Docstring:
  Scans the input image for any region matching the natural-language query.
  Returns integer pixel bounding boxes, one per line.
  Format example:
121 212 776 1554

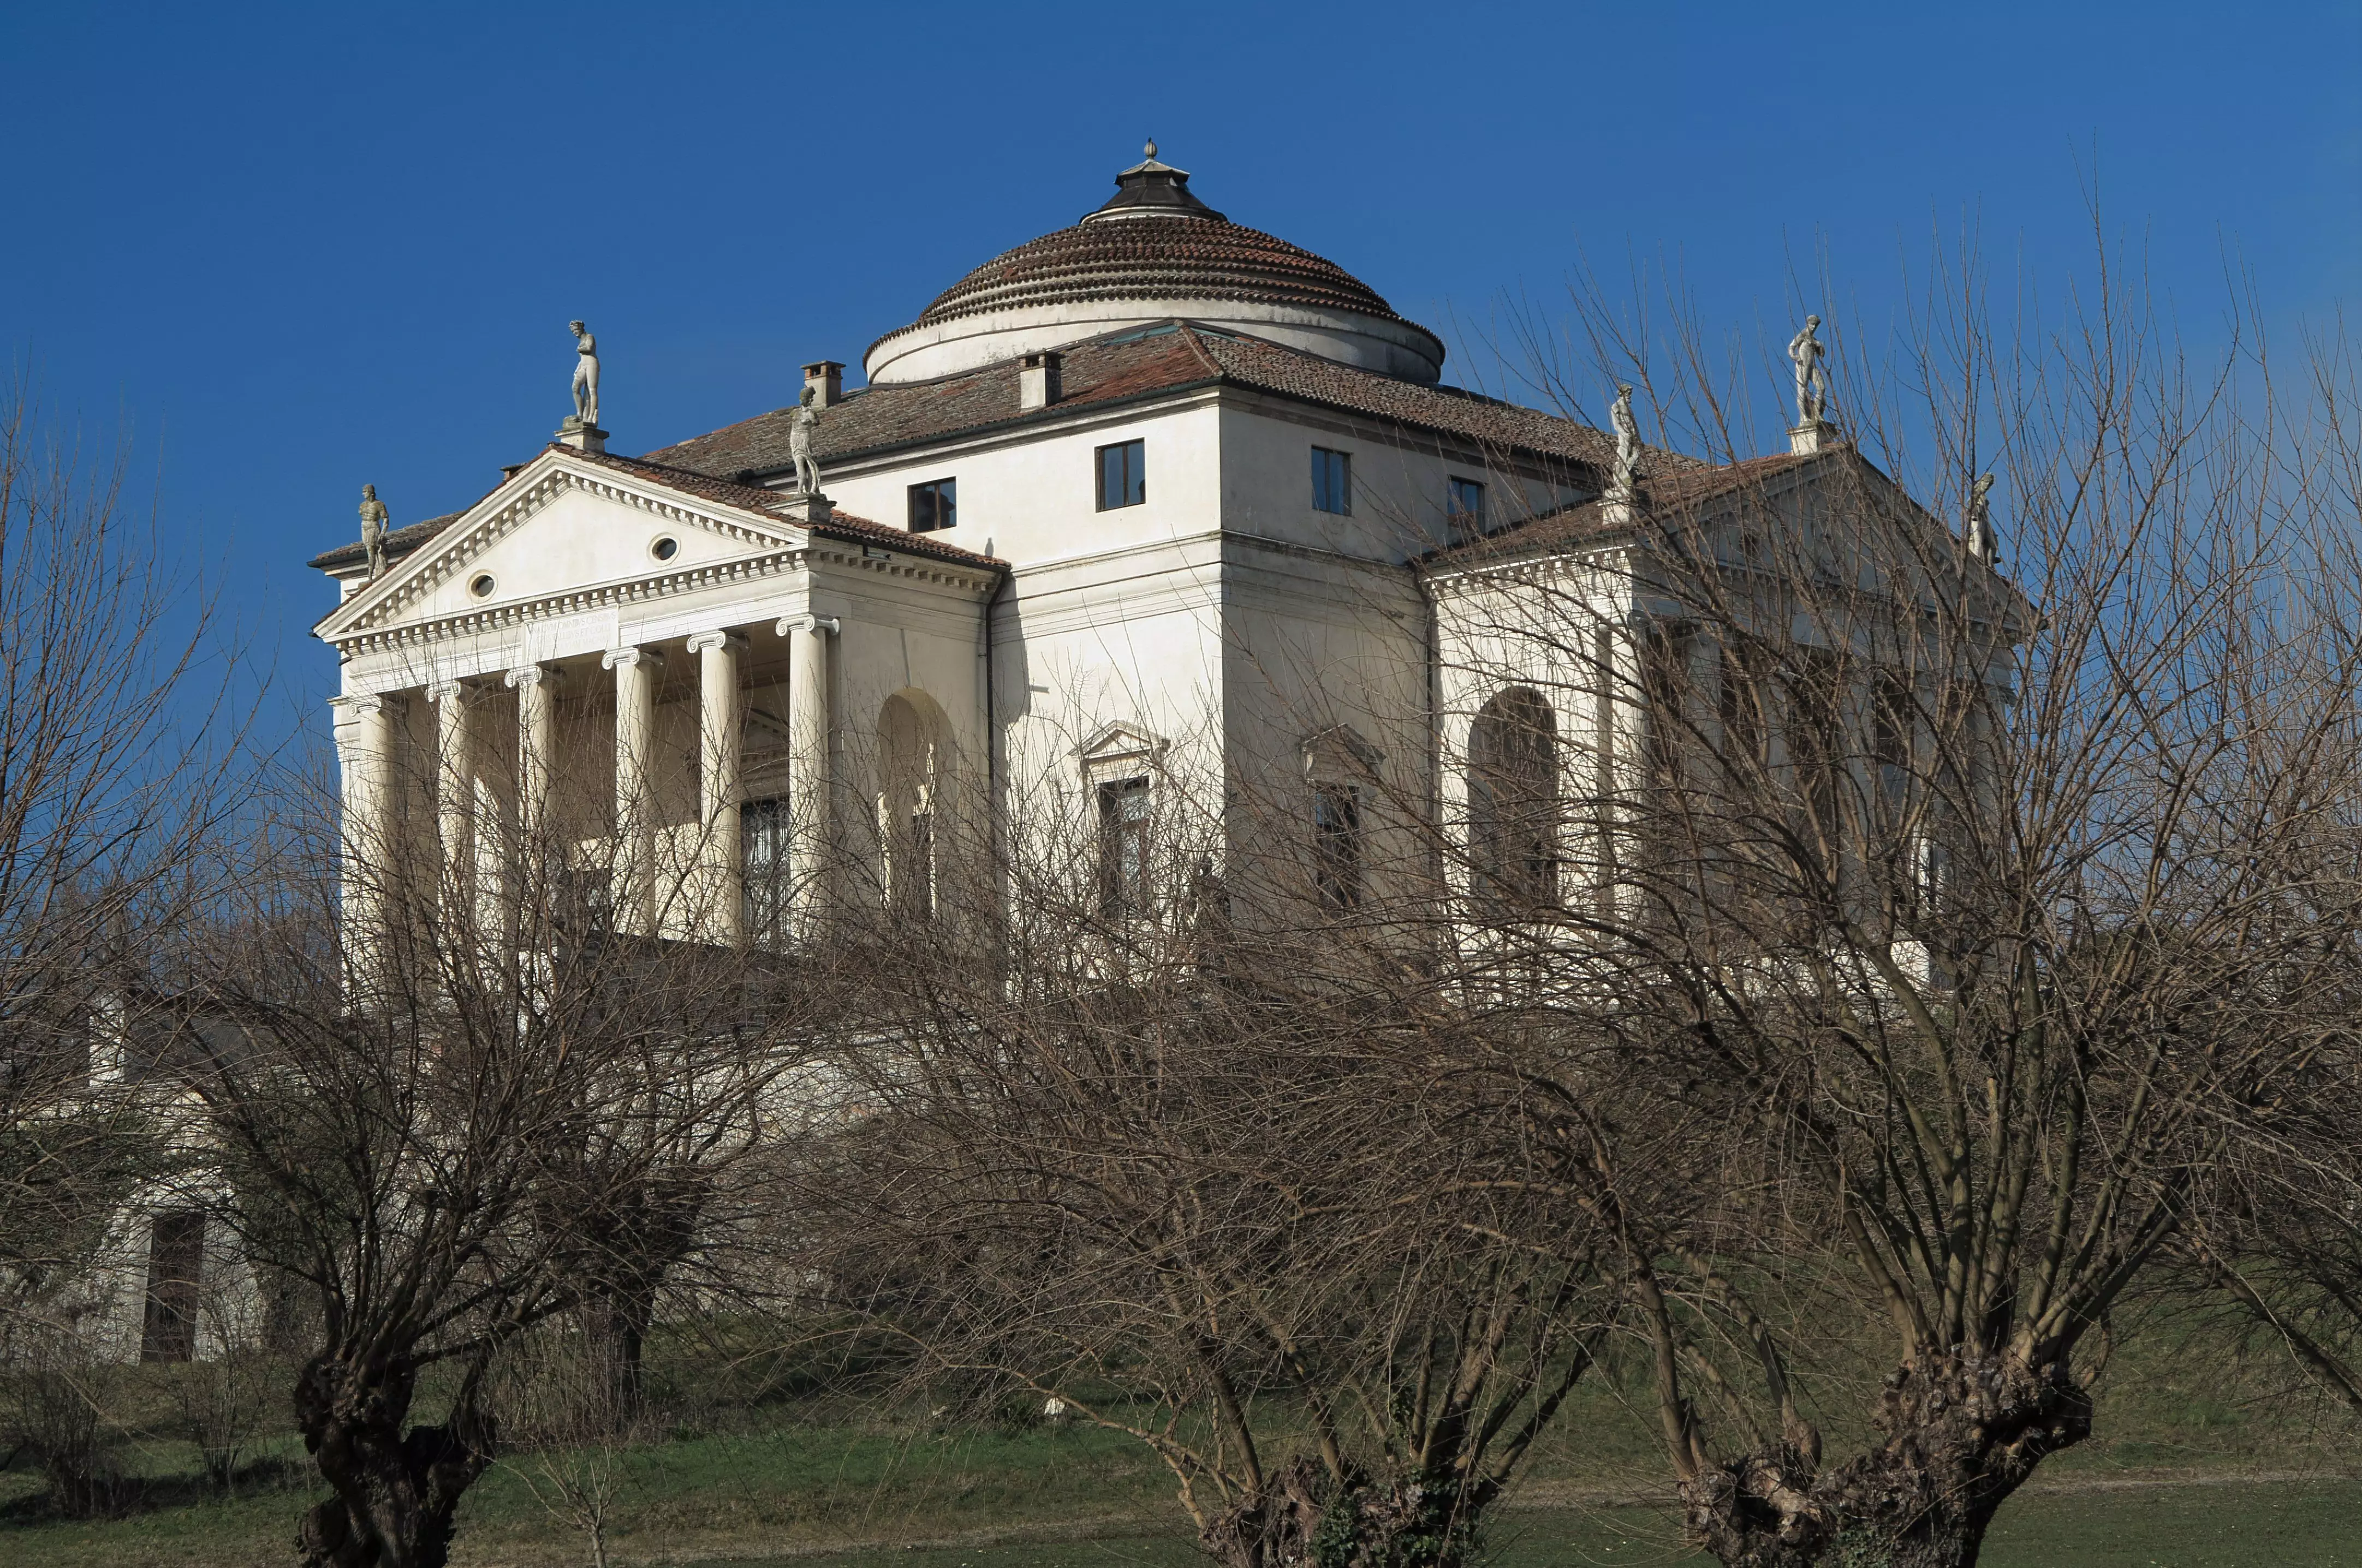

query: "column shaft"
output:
505 664 558 931
781 617 834 932
430 681 474 919
337 694 397 939
605 647 661 933
688 631 745 944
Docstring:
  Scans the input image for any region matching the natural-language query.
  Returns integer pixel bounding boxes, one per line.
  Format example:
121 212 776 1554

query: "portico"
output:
319 445 1000 946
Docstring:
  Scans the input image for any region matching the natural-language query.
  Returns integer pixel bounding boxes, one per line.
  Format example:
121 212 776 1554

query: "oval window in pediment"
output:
469 573 496 599
651 535 681 562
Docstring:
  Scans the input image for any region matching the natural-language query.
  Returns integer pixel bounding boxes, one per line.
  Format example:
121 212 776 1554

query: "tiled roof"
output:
1424 451 1824 569
645 320 1687 487
308 509 469 571
871 217 1417 361
307 446 1004 577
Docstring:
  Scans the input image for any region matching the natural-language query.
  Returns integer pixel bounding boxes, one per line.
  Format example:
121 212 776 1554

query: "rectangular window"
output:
907 478 956 533
1311 446 1352 514
1448 476 1487 540
1098 777 1152 916
1313 783 1363 911
140 1210 206 1363
1096 440 1146 511
741 796 792 945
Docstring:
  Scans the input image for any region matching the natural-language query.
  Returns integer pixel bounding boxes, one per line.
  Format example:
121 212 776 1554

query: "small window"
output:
1098 777 1152 916
1448 476 1487 540
650 534 680 562
469 573 496 599
908 478 957 534
1097 440 1146 511
1313 783 1363 911
1312 447 1352 515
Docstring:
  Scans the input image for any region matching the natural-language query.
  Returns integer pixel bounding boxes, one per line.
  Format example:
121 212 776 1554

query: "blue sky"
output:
2 2 2354 737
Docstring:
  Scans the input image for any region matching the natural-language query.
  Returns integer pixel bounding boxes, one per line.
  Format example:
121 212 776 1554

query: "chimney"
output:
802 360 844 409
1019 350 1062 412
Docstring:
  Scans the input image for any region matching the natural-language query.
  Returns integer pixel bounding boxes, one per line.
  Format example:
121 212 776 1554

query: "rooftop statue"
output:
569 320 600 426
1609 383 1641 497
790 386 822 494
1967 472 2000 565
1788 315 1828 426
358 484 389 580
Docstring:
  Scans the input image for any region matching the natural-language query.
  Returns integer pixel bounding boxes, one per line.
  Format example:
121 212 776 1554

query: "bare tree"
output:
1425 244 2362 1565
792 776 1611 1568
0 377 244 1321
178 774 832 1568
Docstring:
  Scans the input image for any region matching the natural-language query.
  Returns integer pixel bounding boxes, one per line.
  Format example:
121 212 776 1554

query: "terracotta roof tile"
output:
642 321 1683 491
1425 451 1823 568
867 216 1429 366
308 509 469 571
308 446 1004 577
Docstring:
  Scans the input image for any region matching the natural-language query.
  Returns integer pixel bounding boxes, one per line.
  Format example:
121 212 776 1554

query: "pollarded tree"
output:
793 779 1613 1568
1435 247 2362 1566
180 775 834 1568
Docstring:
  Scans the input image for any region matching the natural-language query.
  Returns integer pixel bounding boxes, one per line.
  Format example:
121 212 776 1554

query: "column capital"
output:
686 629 748 655
602 646 664 671
337 691 396 718
504 662 561 690
775 614 841 637
427 678 475 704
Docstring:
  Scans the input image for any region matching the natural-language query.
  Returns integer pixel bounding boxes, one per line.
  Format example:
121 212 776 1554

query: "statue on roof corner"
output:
1609 383 1642 496
1789 315 1828 426
790 385 822 494
1966 472 2000 565
569 320 600 426
358 484 389 580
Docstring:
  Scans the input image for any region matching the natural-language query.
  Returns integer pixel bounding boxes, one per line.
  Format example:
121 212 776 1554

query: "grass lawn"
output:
4 1339 2355 1566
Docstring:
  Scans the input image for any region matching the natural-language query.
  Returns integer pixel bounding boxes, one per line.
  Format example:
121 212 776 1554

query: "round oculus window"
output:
651 535 680 562
469 573 496 599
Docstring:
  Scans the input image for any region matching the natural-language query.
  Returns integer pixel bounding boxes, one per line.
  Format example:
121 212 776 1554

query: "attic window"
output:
469 573 496 599
651 535 681 562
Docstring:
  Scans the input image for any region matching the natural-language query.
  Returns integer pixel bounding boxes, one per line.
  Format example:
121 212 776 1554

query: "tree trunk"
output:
293 1350 495 1568
1682 1350 2091 1568
1200 1457 1493 1568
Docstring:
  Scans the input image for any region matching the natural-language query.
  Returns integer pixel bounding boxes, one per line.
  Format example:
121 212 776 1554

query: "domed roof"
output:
864 146 1445 386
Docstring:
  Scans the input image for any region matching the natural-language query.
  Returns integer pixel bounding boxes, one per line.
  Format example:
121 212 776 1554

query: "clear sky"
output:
2 1 2354 736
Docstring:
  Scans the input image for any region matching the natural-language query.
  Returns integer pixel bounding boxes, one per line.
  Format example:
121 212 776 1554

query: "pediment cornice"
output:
315 450 804 647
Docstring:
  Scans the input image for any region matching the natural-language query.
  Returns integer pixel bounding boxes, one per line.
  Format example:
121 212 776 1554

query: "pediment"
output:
1301 723 1382 780
1078 720 1167 777
317 450 805 645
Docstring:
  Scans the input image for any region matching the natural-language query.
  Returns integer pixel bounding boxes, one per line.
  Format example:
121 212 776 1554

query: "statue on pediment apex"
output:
570 320 600 426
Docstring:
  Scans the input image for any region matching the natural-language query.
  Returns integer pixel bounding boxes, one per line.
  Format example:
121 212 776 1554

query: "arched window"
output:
878 691 950 920
1469 688 1559 910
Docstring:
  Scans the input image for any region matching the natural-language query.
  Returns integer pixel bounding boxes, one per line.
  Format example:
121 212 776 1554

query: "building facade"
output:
308 148 1904 942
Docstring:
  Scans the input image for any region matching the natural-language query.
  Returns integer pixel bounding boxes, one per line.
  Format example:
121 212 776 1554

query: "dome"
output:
864 145 1446 386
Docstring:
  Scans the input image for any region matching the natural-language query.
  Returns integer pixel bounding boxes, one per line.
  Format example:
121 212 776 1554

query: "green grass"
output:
4 1334 2357 1566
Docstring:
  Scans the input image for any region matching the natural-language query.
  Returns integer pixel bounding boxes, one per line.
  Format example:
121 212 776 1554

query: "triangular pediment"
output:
316 449 806 645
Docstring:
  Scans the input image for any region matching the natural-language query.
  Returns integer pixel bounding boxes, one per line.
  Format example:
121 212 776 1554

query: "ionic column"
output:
686 630 746 945
429 679 475 919
505 664 559 843
777 614 839 933
334 693 398 942
505 663 559 929
604 646 662 934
